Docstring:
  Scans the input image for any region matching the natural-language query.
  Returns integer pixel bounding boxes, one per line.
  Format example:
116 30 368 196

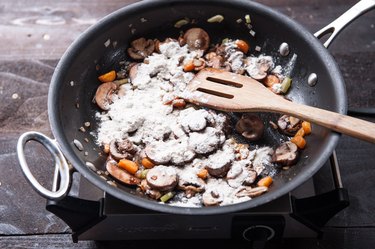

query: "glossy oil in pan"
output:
49 0 346 215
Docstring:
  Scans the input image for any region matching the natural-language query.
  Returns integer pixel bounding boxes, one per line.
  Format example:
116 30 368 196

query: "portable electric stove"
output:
46 151 349 244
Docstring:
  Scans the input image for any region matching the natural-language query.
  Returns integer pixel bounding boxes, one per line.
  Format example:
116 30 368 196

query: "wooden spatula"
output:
185 68 375 143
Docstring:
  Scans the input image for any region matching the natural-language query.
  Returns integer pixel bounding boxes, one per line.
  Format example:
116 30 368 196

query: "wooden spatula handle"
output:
279 101 375 143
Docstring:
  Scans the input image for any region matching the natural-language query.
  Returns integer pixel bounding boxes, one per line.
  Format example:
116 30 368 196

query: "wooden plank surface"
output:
0 0 374 248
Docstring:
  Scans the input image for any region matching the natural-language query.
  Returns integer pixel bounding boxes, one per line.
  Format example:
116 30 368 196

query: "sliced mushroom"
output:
206 149 234 177
205 52 224 69
145 141 172 165
235 186 268 198
182 28 210 51
180 108 209 133
154 38 176 53
277 115 302 136
227 164 257 188
188 127 225 155
202 189 222 206
178 172 205 198
140 179 162 200
272 141 299 166
109 139 136 160
127 37 155 60
245 56 274 80
243 169 257 185
235 114 264 141
94 82 117 110
146 166 178 191
226 163 243 179
128 63 139 82
193 58 206 71
106 159 141 185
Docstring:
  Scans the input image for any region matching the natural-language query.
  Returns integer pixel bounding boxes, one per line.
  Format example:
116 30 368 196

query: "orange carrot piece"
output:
290 136 306 149
257 176 273 187
183 61 195 72
235 39 250 54
302 121 312 135
295 128 305 137
118 159 139 175
98 70 116 83
197 169 208 179
141 157 155 169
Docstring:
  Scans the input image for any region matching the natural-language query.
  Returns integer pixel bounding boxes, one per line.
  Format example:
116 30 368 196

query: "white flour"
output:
95 41 275 207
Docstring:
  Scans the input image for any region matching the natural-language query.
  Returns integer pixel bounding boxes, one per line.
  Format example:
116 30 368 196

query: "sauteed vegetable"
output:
93 27 311 207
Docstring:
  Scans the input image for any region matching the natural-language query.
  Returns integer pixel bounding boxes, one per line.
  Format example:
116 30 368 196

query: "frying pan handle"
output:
314 0 375 48
17 131 71 200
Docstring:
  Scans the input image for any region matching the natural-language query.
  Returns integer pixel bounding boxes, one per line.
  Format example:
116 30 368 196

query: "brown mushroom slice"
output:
227 163 257 188
189 127 225 155
243 169 257 185
145 141 172 165
106 159 141 185
94 82 117 110
226 163 243 179
146 166 178 192
272 141 299 166
178 171 205 195
202 189 223 206
154 38 177 53
140 179 162 200
127 37 155 60
277 115 302 136
206 149 234 177
109 139 136 160
235 186 268 198
128 63 139 82
182 28 210 51
245 56 274 80
179 108 209 133
235 114 264 141
205 52 224 69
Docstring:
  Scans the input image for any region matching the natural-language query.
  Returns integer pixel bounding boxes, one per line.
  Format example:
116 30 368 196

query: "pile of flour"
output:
95 41 274 207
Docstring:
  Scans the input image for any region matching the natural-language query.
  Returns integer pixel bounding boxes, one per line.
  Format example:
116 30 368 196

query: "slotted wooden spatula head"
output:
186 68 286 113
185 68 375 143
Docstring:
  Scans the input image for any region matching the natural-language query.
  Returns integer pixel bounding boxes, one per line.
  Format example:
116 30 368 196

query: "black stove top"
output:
46 156 349 245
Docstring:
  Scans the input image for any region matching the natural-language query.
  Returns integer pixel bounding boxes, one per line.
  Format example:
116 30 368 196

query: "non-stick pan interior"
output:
49 0 346 214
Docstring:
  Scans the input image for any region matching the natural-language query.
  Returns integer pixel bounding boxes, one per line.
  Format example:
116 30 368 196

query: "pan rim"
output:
49 0 347 215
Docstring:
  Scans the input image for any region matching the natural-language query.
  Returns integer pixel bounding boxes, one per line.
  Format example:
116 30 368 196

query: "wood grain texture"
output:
190 69 375 143
0 0 374 247
1 227 375 249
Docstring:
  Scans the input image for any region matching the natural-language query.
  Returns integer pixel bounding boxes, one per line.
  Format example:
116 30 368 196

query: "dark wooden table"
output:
0 0 374 248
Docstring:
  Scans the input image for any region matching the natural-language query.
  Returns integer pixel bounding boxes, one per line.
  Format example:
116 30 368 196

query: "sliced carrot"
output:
290 136 306 149
302 121 312 135
172 98 186 108
197 169 208 179
141 157 155 169
263 75 280 87
183 61 195 72
235 39 250 54
118 159 139 175
257 176 273 187
295 128 305 137
98 70 116 83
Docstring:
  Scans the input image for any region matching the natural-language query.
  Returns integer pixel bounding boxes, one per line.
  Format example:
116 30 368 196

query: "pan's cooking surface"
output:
49 0 345 214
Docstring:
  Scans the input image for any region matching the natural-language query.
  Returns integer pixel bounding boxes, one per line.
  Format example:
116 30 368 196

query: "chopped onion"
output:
280 76 292 93
207 14 224 23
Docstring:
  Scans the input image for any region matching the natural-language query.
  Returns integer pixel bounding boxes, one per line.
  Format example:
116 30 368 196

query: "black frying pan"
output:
17 0 374 215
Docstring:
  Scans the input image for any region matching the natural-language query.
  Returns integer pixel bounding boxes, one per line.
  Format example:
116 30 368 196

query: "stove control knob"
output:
242 225 275 241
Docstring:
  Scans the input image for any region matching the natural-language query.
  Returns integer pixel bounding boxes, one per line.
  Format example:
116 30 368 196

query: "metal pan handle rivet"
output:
17 131 70 200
